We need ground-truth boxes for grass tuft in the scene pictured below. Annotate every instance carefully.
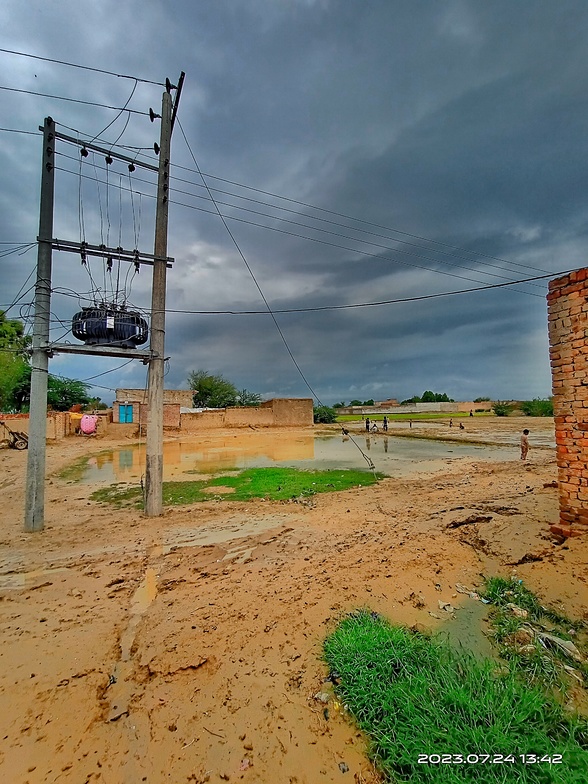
[324,610,588,782]
[480,577,588,695]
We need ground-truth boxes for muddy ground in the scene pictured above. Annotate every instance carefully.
[0,417,587,783]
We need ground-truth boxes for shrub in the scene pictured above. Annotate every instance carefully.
[520,398,554,417]
[313,405,337,424]
[492,401,512,417]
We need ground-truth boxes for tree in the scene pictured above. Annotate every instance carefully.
[349,399,363,407]
[47,376,91,411]
[520,398,553,417]
[0,310,31,356]
[188,370,262,408]
[333,401,346,408]
[236,388,262,407]
[313,405,337,424]
[0,352,29,412]
[0,311,31,412]
[474,397,491,403]
[492,401,512,417]
[363,399,375,406]
[188,370,238,408]
[401,395,421,405]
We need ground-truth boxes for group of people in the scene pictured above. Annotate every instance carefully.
[365,416,388,432]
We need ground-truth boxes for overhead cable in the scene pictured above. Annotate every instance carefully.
[54,163,544,297]
[0,48,164,85]
[0,85,148,114]
[178,117,324,405]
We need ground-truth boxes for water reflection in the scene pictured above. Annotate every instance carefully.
[76,432,517,485]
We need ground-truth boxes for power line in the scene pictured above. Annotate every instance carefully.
[0,127,40,136]
[167,164,550,275]
[86,135,549,279]
[0,48,163,85]
[166,171,549,280]
[55,162,544,297]
[0,85,148,114]
[179,118,325,405]
[54,142,548,291]
[51,266,560,316]
[79,359,135,382]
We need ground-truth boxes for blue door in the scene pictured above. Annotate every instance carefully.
[120,404,133,423]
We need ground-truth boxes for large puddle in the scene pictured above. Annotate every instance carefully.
[76,433,516,484]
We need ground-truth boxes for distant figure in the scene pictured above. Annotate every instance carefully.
[521,429,530,460]
[371,422,378,431]
[409,419,412,428]
[449,418,453,428]
[383,416,388,431]
[459,422,465,430]
[469,409,473,417]
[365,417,370,432]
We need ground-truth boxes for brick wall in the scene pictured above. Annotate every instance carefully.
[547,268,588,537]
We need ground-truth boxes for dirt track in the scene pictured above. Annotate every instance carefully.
[0,417,587,783]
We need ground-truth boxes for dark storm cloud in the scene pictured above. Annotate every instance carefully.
[1,0,586,403]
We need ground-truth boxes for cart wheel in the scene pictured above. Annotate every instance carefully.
[14,439,28,450]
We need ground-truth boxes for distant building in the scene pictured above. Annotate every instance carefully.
[113,389,313,430]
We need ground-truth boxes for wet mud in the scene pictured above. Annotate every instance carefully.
[0,418,586,783]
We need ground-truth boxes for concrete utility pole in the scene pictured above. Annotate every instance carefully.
[24,117,56,532]
[145,90,172,516]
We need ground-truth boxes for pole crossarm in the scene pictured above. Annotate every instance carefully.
[42,342,158,362]
[52,129,158,172]
[48,238,174,267]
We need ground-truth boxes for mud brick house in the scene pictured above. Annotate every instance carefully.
[113,389,313,430]
[114,389,193,429]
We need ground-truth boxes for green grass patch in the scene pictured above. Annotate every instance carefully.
[324,611,588,782]
[91,466,382,507]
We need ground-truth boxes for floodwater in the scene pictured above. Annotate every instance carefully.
[77,432,517,484]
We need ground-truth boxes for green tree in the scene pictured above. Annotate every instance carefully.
[520,398,553,417]
[0,352,29,412]
[236,388,262,407]
[362,399,375,406]
[0,310,31,355]
[313,405,337,424]
[188,370,240,408]
[349,399,363,407]
[47,376,91,411]
[492,401,512,417]
[0,311,31,412]
[474,397,491,403]
[333,401,346,408]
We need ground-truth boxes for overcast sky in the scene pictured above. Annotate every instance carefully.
[1,0,586,406]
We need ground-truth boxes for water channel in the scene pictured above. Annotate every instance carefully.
[78,432,517,484]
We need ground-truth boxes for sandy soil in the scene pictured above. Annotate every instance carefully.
[0,417,587,784]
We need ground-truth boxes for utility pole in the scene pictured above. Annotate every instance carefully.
[24,117,55,533]
[145,90,172,516]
